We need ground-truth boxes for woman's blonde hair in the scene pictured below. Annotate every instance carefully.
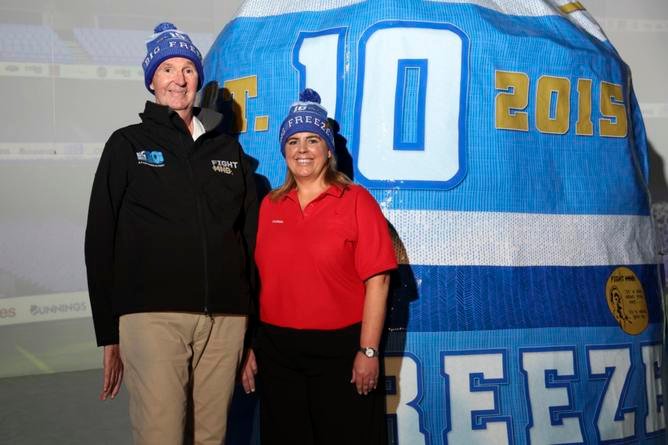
[268,154,352,201]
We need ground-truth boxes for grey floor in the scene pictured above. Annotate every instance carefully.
[0,369,259,445]
[1,369,132,444]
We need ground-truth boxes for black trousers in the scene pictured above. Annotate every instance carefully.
[255,323,387,445]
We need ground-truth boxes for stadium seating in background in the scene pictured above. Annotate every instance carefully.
[0,24,73,63]
[74,28,214,66]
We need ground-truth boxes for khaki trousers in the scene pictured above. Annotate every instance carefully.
[119,312,247,445]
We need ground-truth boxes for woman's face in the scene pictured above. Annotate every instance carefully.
[284,132,331,183]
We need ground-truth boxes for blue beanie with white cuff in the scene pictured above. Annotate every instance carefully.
[279,89,335,155]
[142,22,204,93]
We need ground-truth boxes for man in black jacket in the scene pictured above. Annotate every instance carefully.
[85,22,257,445]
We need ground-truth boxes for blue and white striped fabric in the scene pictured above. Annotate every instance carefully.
[206,1,664,443]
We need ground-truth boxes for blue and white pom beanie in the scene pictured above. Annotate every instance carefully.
[279,89,335,155]
[142,22,204,93]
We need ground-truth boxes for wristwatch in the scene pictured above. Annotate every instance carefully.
[359,347,378,358]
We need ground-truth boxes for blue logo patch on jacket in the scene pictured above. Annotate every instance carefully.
[136,150,165,167]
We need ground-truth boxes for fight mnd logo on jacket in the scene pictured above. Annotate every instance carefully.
[206,1,664,444]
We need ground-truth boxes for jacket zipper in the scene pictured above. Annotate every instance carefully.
[186,151,210,315]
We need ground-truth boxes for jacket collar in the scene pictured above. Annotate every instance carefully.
[139,101,223,134]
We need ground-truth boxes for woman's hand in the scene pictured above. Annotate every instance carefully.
[351,352,379,395]
[351,272,389,395]
[241,348,258,394]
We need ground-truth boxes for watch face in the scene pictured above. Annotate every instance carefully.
[364,348,376,357]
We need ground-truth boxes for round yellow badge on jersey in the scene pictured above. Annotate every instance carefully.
[605,267,649,335]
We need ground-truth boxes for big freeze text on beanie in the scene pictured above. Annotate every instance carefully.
[143,22,204,93]
[279,89,335,155]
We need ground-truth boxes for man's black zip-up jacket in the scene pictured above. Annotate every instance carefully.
[85,101,258,346]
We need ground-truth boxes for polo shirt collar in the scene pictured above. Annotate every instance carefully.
[285,184,346,202]
[324,184,346,197]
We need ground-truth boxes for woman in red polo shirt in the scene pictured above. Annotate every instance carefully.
[241,89,397,444]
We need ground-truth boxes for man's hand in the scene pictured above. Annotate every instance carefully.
[100,344,123,400]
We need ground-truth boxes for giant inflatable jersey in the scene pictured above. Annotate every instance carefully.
[205,1,665,443]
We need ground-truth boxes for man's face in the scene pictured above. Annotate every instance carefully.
[150,57,198,112]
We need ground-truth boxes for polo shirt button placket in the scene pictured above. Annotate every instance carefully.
[303,202,315,218]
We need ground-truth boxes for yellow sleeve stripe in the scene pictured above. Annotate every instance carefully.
[560,2,586,14]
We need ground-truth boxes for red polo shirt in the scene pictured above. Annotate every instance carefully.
[255,184,397,329]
